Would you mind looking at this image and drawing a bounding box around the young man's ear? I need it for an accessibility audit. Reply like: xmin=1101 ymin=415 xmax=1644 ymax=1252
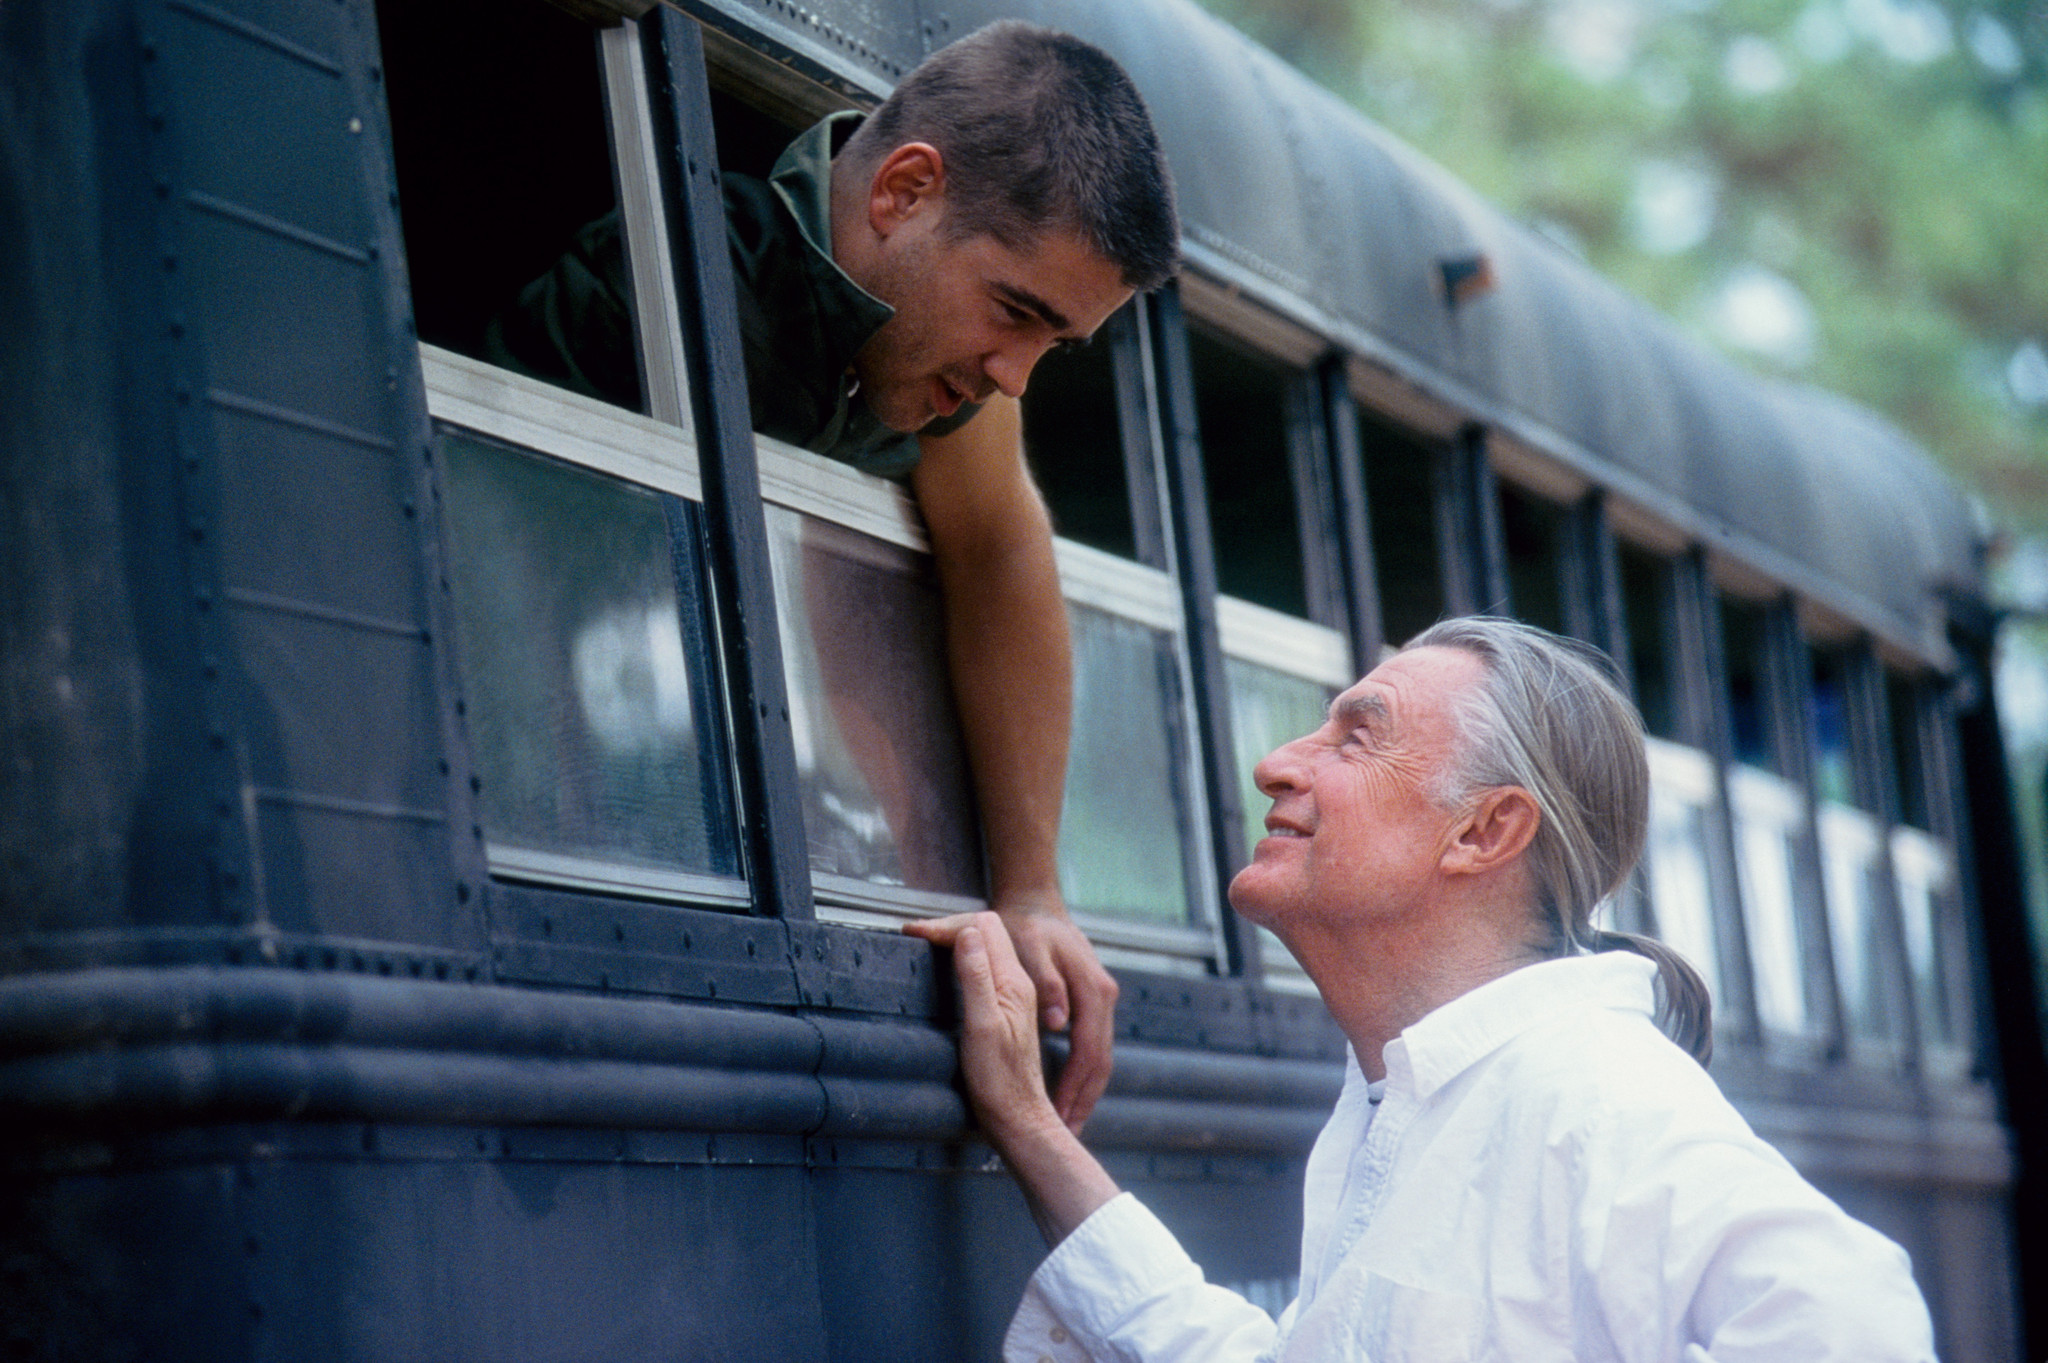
xmin=867 ymin=142 xmax=947 ymax=238
xmin=1441 ymin=786 xmax=1541 ymax=877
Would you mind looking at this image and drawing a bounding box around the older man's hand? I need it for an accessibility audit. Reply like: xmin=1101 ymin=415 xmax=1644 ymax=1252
xmin=904 ymin=911 xmax=1067 ymax=1149
xmin=905 ymin=911 xmax=1123 ymax=1246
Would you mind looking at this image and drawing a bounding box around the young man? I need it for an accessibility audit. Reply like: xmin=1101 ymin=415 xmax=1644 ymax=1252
xmin=492 ymin=22 xmax=1179 ymax=1129
xmin=910 ymin=618 xmax=1937 ymax=1361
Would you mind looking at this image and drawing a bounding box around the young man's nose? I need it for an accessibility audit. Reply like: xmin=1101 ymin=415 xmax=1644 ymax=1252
xmin=984 ymin=339 xmax=1048 ymax=399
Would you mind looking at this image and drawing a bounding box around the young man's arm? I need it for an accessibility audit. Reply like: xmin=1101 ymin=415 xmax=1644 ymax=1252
xmin=912 ymin=396 xmax=1119 ymax=1130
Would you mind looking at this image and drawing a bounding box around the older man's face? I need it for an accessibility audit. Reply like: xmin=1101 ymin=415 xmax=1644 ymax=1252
xmin=1229 ymin=646 xmax=1484 ymax=934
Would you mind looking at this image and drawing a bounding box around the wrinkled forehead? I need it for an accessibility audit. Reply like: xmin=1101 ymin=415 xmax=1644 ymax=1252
xmin=1334 ymin=646 xmax=1484 ymax=736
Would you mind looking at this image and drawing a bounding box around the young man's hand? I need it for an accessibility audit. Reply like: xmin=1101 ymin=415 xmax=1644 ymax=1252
xmin=989 ymin=894 xmax=1119 ymax=1131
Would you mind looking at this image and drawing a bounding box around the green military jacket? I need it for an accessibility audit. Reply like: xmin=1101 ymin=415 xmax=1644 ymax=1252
xmin=485 ymin=113 xmax=976 ymax=478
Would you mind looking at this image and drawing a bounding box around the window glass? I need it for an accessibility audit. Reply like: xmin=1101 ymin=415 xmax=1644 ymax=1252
xmin=1225 ymin=659 xmax=1333 ymax=870
xmin=1359 ymin=417 xmax=1444 ymax=648
xmin=1818 ymin=802 xmax=1906 ymax=1048
xmin=1808 ymin=646 xmax=1857 ymax=807
xmin=763 ymin=506 xmax=984 ymax=897
xmin=1643 ymin=740 xmax=1723 ymax=1012
xmin=1619 ymin=545 xmax=1677 ymax=741
xmin=438 ymin=429 xmax=736 ymax=876
xmin=1886 ymin=671 xmax=1932 ymax=830
xmin=1226 ymin=658 xmax=1334 ymax=979
xmin=1498 ymin=484 xmax=1566 ymax=637
xmin=1188 ymin=324 xmax=1308 ymax=616
xmin=379 ymin=0 xmax=636 ymax=409
xmin=1024 ymin=335 xmax=1137 ymax=560
xmin=1059 ymin=606 xmax=1194 ymax=923
xmin=1892 ymin=826 xmax=1961 ymax=1054
xmin=1719 ymin=597 xmax=1773 ymax=771
xmin=1727 ymin=766 xmax=1817 ymax=1040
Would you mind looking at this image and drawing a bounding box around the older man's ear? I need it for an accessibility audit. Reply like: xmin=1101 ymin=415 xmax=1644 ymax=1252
xmin=1441 ymin=786 xmax=1542 ymax=878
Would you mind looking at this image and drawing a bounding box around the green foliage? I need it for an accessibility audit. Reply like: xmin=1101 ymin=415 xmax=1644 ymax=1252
xmin=1191 ymin=0 xmax=2048 ymax=533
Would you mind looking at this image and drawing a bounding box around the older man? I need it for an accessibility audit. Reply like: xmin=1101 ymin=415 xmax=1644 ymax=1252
xmin=497 ymin=22 xmax=1179 ymax=1127
xmin=908 ymin=617 xmax=1936 ymax=1362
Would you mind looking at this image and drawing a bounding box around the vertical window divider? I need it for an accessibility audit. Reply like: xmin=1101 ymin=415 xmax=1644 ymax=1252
xmin=642 ymin=10 xmax=812 ymax=920
xmin=1318 ymin=358 xmax=1383 ymax=670
xmin=1673 ymin=550 xmax=1760 ymax=1044
xmin=1145 ymin=285 xmax=1258 ymax=980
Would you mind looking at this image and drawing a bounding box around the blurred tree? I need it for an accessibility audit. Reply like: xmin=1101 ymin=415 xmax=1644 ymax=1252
xmin=1192 ymin=0 xmax=2048 ymax=531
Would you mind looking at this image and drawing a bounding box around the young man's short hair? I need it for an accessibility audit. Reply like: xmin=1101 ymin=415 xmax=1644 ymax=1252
xmin=845 ymin=21 xmax=1180 ymax=291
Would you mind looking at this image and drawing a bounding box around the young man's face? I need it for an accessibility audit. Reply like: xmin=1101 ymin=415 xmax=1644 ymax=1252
xmin=1229 ymin=647 xmax=1484 ymax=937
xmin=848 ymin=219 xmax=1132 ymax=433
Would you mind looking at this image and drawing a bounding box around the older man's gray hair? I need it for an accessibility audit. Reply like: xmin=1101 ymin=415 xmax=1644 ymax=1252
xmin=1406 ymin=616 xmax=1713 ymax=1063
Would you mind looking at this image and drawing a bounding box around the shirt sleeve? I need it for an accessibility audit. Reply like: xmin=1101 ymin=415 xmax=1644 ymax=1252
xmin=1004 ymin=1194 xmax=1282 ymax=1363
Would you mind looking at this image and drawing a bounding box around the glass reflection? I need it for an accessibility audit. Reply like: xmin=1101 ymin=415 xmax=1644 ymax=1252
xmin=1818 ymin=802 xmax=1903 ymax=1047
xmin=1727 ymin=765 xmax=1815 ymax=1040
xmin=1644 ymin=741 xmax=1722 ymax=1008
xmin=763 ymin=506 xmax=984 ymax=897
xmin=1060 ymin=604 xmax=1192 ymax=923
xmin=1226 ymin=658 xmax=1334 ymax=975
xmin=1892 ymin=825 xmax=1959 ymax=1052
xmin=438 ymin=429 xmax=735 ymax=875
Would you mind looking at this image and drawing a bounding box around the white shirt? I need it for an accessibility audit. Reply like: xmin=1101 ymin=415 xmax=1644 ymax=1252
xmin=1005 ymin=953 xmax=1937 ymax=1363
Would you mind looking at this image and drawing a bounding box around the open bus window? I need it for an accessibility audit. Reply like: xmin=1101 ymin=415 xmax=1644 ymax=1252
xmin=1619 ymin=543 xmax=1677 ymax=741
xmin=1359 ymin=416 xmax=1445 ymax=648
xmin=377 ymin=0 xmax=640 ymax=410
xmin=1187 ymin=323 xmax=1310 ymax=618
xmin=436 ymin=430 xmax=739 ymax=887
xmin=1498 ymin=483 xmax=1567 ymax=637
xmin=1023 ymin=333 xmax=1137 ymax=559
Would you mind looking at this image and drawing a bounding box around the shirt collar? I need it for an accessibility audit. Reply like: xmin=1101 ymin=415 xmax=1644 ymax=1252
xmin=1382 ymin=952 xmax=1659 ymax=1100
xmin=768 ymin=112 xmax=897 ymax=382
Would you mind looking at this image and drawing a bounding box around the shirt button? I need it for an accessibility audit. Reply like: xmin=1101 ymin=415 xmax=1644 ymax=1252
xmin=1038 ymin=1355 xmax=1054 ymax=1363
xmin=1049 ymin=1327 xmax=1068 ymax=1343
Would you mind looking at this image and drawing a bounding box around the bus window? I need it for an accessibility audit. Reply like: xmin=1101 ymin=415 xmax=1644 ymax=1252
xmin=1499 ymin=483 xmax=1567 ymax=638
xmin=1023 ymin=332 xmax=1138 ymax=560
xmin=378 ymin=0 xmax=636 ymax=409
xmin=1060 ymin=607 xmax=1195 ymax=925
xmin=1886 ymin=669 xmax=1933 ymax=831
xmin=1716 ymin=596 xmax=1824 ymax=1046
xmin=1720 ymin=598 xmax=1772 ymax=771
xmin=1619 ymin=544 xmax=1677 ymax=741
xmin=763 ymin=504 xmax=983 ymax=902
xmin=1359 ymin=417 xmax=1446 ymax=647
xmin=1885 ymin=671 xmax=1967 ymax=1066
xmin=437 ymin=429 xmax=739 ymax=889
xmin=1810 ymin=645 xmax=1907 ymax=1052
xmin=1188 ymin=323 xmax=1309 ymax=618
